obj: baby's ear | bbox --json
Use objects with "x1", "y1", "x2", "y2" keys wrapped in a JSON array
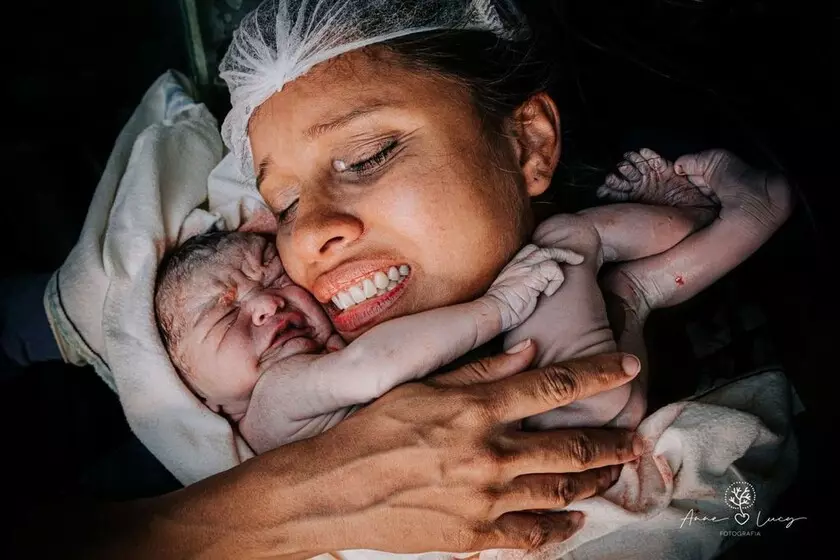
[{"x1": 238, "y1": 208, "x2": 278, "y2": 234}]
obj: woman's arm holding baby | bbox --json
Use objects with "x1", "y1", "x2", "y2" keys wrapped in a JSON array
[{"x1": 14, "y1": 353, "x2": 644, "y2": 560}]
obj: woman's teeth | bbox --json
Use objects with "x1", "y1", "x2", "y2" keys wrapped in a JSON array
[{"x1": 331, "y1": 266, "x2": 410, "y2": 311}]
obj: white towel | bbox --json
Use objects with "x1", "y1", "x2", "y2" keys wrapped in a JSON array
[
  {"x1": 44, "y1": 73, "x2": 799, "y2": 559},
  {"x1": 327, "y1": 368, "x2": 799, "y2": 560},
  {"x1": 44, "y1": 70, "x2": 266, "y2": 484}
]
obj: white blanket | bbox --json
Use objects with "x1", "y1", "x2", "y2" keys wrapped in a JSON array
[
  {"x1": 44, "y1": 70, "x2": 262, "y2": 484},
  {"x1": 328, "y1": 369, "x2": 799, "y2": 560},
  {"x1": 44, "y1": 72, "x2": 799, "y2": 557}
]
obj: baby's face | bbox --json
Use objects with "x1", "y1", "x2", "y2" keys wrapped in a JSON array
[{"x1": 177, "y1": 234, "x2": 334, "y2": 414}]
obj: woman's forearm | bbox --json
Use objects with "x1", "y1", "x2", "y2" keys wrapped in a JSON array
[
  {"x1": 22, "y1": 447, "x2": 329, "y2": 560},
  {"x1": 12, "y1": 352, "x2": 642, "y2": 559}
]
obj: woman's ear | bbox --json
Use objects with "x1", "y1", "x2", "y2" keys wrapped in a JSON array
[{"x1": 509, "y1": 92, "x2": 561, "y2": 197}]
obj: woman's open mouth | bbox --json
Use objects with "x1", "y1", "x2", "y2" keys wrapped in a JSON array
[{"x1": 327, "y1": 265, "x2": 411, "y2": 332}]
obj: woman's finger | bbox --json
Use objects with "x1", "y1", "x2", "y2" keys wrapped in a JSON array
[
  {"x1": 490, "y1": 466, "x2": 620, "y2": 516},
  {"x1": 479, "y1": 353, "x2": 640, "y2": 423},
  {"x1": 478, "y1": 511, "x2": 585, "y2": 552},
  {"x1": 427, "y1": 340, "x2": 537, "y2": 388},
  {"x1": 496, "y1": 428, "x2": 642, "y2": 477}
]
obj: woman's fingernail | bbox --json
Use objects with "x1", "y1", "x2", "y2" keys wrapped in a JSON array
[
  {"x1": 505, "y1": 339, "x2": 532, "y2": 354},
  {"x1": 570, "y1": 511, "x2": 586, "y2": 528},
  {"x1": 621, "y1": 355, "x2": 641, "y2": 376}
]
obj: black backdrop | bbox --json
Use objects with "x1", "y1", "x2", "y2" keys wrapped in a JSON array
[{"x1": 1, "y1": 0, "x2": 832, "y2": 556}]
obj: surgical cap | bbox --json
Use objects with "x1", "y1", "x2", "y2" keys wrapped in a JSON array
[{"x1": 219, "y1": 0, "x2": 529, "y2": 177}]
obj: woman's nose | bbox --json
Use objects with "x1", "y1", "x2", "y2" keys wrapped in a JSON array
[
  {"x1": 249, "y1": 293, "x2": 285, "y2": 326},
  {"x1": 292, "y1": 204, "x2": 364, "y2": 262}
]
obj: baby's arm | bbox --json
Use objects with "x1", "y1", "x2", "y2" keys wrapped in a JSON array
[{"x1": 252, "y1": 245, "x2": 580, "y2": 425}]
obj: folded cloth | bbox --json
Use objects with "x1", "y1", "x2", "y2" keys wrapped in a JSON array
[
  {"x1": 44, "y1": 70, "x2": 270, "y2": 484},
  {"x1": 324, "y1": 368, "x2": 798, "y2": 560}
]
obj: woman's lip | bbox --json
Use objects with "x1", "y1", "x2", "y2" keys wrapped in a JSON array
[
  {"x1": 328, "y1": 274, "x2": 410, "y2": 333},
  {"x1": 312, "y1": 259, "x2": 407, "y2": 303}
]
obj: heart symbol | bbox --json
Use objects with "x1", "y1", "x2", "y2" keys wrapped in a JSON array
[{"x1": 734, "y1": 512, "x2": 750, "y2": 526}]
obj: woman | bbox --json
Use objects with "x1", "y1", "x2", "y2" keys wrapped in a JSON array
[{"x1": 11, "y1": 2, "x2": 649, "y2": 557}]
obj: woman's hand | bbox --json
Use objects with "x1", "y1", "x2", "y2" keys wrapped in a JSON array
[
  {"x1": 77, "y1": 346, "x2": 642, "y2": 560},
  {"x1": 234, "y1": 346, "x2": 642, "y2": 556}
]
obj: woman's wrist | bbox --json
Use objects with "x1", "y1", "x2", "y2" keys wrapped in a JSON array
[{"x1": 83, "y1": 446, "x2": 331, "y2": 560}]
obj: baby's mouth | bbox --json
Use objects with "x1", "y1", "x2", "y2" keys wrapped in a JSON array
[
  {"x1": 269, "y1": 326, "x2": 314, "y2": 350},
  {"x1": 328, "y1": 265, "x2": 410, "y2": 313},
  {"x1": 267, "y1": 312, "x2": 312, "y2": 350}
]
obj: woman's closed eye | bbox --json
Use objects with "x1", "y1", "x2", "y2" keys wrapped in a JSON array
[
  {"x1": 274, "y1": 139, "x2": 401, "y2": 226},
  {"x1": 338, "y1": 138, "x2": 399, "y2": 176}
]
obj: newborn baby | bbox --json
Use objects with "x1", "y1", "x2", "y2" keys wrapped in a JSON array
[
  {"x1": 155, "y1": 147, "x2": 791, "y2": 451},
  {"x1": 155, "y1": 227, "x2": 582, "y2": 451}
]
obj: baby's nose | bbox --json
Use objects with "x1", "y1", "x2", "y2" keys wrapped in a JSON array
[{"x1": 250, "y1": 293, "x2": 285, "y2": 326}]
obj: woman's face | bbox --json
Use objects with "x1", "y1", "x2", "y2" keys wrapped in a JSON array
[{"x1": 249, "y1": 50, "x2": 549, "y2": 340}]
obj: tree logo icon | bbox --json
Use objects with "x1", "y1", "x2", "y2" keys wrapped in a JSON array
[{"x1": 725, "y1": 482, "x2": 756, "y2": 526}]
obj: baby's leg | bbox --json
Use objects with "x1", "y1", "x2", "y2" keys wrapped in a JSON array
[
  {"x1": 600, "y1": 149, "x2": 793, "y2": 427},
  {"x1": 601, "y1": 148, "x2": 793, "y2": 312}
]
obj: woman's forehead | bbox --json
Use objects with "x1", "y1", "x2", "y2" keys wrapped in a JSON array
[{"x1": 249, "y1": 49, "x2": 467, "y2": 138}]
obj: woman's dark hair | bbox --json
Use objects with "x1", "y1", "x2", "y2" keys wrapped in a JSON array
[
  {"x1": 376, "y1": 22, "x2": 599, "y2": 210},
  {"x1": 382, "y1": 30, "x2": 556, "y2": 138}
]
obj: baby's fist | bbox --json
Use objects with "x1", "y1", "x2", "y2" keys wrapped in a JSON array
[{"x1": 486, "y1": 244, "x2": 583, "y2": 330}]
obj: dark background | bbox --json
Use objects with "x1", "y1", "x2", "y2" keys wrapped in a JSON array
[{"x1": 1, "y1": 0, "x2": 833, "y2": 557}]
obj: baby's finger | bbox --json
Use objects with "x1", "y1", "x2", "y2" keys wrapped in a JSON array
[
  {"x1": 529, "y1": 247, "x2": 584, "y2": 267},
  {"x1": 550, "y1": 248, "x2": 585, "y2": 265},
  {"x1": 543, "y1": 267, "x2": 565, "y2": 297},
  {"x1": 534, "y1": 260, "x2": 563, "y2": 295},
  {"x1": 513, "y1": 243, "x2": 540, "y2": 262}
]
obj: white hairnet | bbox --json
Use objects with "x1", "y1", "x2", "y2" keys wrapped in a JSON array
[{"x1": 219, "y1": 0, "x2": 529, "y2": 176}]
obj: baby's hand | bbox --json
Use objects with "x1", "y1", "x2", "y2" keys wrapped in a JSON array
[{"x1": 485, "y1": 244, "x2": 583, "y2": 331}]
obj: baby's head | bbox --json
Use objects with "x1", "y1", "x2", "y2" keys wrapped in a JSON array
[{"x1": 154, "y1": 230, "x2": 335, "y2": 417}]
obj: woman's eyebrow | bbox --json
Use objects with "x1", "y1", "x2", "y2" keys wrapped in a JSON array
[
  {"x1": 304, "y1": 101, "x2": 398, "y2": 139},
  {"x1": 256, "y1": 157, "x2": 273, "y2": 191}
]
